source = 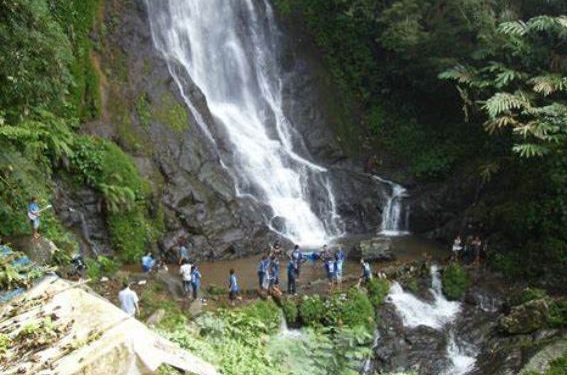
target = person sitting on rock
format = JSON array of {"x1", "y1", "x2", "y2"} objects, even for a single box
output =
[{"x1": 358, "y1": 258, "x2": 373, "y2": 287}]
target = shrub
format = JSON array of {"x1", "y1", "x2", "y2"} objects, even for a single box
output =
[
  {"x1": 282, "y1": 299, "x2": 298, "y2": 325},
  {"x1": 299, "y1": 295, "x2": 326, "y2": 327},
  {"x1": 241, "y1": 300, "x2": 281, "y2": 332},
  {"x1": 366, "y1": 278, "x2": 390, "y2": 308},
  {"x1": 510, "y1": 287, "x2": 548, "y2": 306},
  {"x1": 525, "y1": 353, "x2": 567, "y2": 375},
  {"x1": 549, "y1": 298, "x2": 567, "y2": 328},
  {"x1": 85, "y1": 257, "x2": 102, "y2": 281},
  {"x1": 337, "y1": 288, "x2": 375, "y2": 330},
  {"x1": 442, "y1": 263, "x2": 470, "y2": 300}
]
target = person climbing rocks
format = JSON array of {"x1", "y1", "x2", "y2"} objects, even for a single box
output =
[
  {"x1": 178, "y1": 242, "x2": 190, "y2": 265},
  {"x1": 358, "y1": 258, "x2": 373, "y2": 286},
  {"x1": 141, "y1": 253, "x2": 155, "y2": 273},
  {"x1": 287, "y1": 259, "x2": 298, "y2": 295},
  {"x1": 228, "y1": 268, "x2": 239, "y2": 306},
  {"x1": 179, "y1": 259, "x2": 193, "y2": 296},
  {"x1": 191, "y1": 265, "x2": 201, "y2": 300},
  {"x1": 451, "y1": 235, "x2": 463, "y2": 262},
  {"x1": 257, "y1": 255, "x2": 269, "y2": 290},
  {"x1": 118, "y1": 281, "x2": 140, "y2": 317},
  {"x1": 291, "y1": 245, "x2": 303, "y2": 277}
]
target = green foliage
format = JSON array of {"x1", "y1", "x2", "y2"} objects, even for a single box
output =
[
  {"x1": 299, "y1": 294, "x2": 326, "y2": 327},
  {"x1": 525, "y1": 352, "x2": 567, "y2": 375},
  {"x1": 511, "y1": 287, "x2": 548, "y2": 306},
  {"x1": 366, "y1": 278, "x2": 390, "y2": 308},
  {"x1": 442, "y1": 263, "x2": 470, "y2": 301},
  {"x1": 441, "y1": 13, "x2": 567, "y2": 158},
  {"x1": 548, "y1": 299, "x2": 567, "y2": 328},
  {"x1": 153, "y1": 91, "x2": 189, "y2": 132},
  {"x1": 0, "y1": 0, "x2": 73, "y2": 120},
  {"x1": 136, "y1": 93, "x2": 152, "y2": 128},
  {"x1": 282, "y1": 299, "x2": 298, "y2": 325}
]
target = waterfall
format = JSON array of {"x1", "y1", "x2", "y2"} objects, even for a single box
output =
[
  {"x1": 388, "y1": 265, "x2": 477, "y2": 375},
  {"x1": 389, "y1": 265, "x2": 460, "y2": 330},
  {"x1": 144, "y1": 0, "x2": 343, "y2": 245},
  {"x1": 373, "y1": 176, "x2": 410, "y2": 236}
]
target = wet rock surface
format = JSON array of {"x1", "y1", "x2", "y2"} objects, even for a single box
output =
[
  {"x1": 371, "y1": 266, "x2": 566, "y2": 375},
  {"x1": 53, "y1": 0, "x2": 394, "y2": 261}
]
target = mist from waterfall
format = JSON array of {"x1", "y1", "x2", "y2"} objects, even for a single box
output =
[{"x1": 144, "y1": 0, "x2": 344, "y2": 245}]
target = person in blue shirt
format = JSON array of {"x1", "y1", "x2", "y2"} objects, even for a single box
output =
[
  {"x1": 358, "y1": 258, "x2": 373, "y2": 286},
  {"x1": 269, "y1": 255, "x2": 280, "y2": 289},
  {"x1": 191, "y1": 265, "x2": 202, "y2": 300},
  {"x1": 28, "y1": 197, "x2": 41, "y2": 239},
  {"x1": 335, "y1": 246, "x2": 346, "y2": 288},
  {"x1": 178, "y1": 243, "x2": 190, "y2": 265},
  {"x1": 324, "y1": 258, "x2": 337, "y2": 291},
  {"x1": 228, "y1": 268, "x2": 239, "y2": 306},
  {"x1": 257, "y1": 255, "x2": 269, "y2": 290},
  {"x1": 291, "y1": 245, "x2": 303, "y2": 277},
  {"x1": 287, "y1": 260, "x2": 298, "y2": 295},
  {"x1": 141, "y1": 253, "x2": 155, "y2": 273}
]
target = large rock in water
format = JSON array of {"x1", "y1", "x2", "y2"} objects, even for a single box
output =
[
  {"x1": 499, "y1": 299, "x2": 550, "y2": 334},
  {"x1": 359, "y1": 237, "x2": 394, "y2": 261}
]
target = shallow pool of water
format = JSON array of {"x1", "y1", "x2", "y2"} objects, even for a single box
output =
[{"x1": 168, "y1": 234, "x2": 448, "y2": 291}]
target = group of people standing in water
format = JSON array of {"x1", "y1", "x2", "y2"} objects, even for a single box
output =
[
  {"x1": 255, "y1": 242, "x2": 347, "y2": 295},
  {"x1": 140, "y1": 238, "x2": 376, "y2": 307}
]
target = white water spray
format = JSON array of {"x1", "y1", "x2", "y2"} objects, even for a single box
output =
[
  {"x1": 145, "y1": 0, "x2": 343, "y2": 245},
  {"x1": 388, "y1": 265, "x2": 477, "y2": 375}
]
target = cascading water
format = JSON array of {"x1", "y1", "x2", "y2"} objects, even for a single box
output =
[
  {"x1": 373, "y1": 176, "x2": 410, "y2": 236},
  {"x1": 388, "y1": 265, "x2": 477, "y2": 375},
  {"x1": 145, "y1": 0, "x2": 344, "y2": 245}
]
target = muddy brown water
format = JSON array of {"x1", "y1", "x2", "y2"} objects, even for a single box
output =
[{"x1": 124, "y1": 235, "x2": 448, "y2": 293}]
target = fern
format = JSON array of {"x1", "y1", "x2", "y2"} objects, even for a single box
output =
[
  {"x1": 529, "y1": 75, "x2": 567, "y2": 96},
  {"x1": 438, "y1": 65, "x2": 477, "y2": 84},
  {"x1": 512, "y1": 143, "x2": 549, "y2": 157},
  {"x1": 498, "y1": 20, "x2": 527, "y2": 36},
  {"x1": 482, "y1": 92, "x2": 530, "y2": 118}
]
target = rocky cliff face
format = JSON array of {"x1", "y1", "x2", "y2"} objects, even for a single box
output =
[{"x1": 54, "y1": 0, "x2": 391, "y2": 260}]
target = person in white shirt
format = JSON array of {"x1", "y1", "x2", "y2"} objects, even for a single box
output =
[
  {"x1": 118, "y1": 281, "x2": 139, "y2": 317},
  {"x1": 179, "y1": 259, "x2": 193, "y2": 296}
]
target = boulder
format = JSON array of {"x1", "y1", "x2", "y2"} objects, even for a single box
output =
[
  {"x1": 499, "y1": 299, "x2": 550, "y2": 335},
  {"x1": 359, "y1": 237, "x2": 394, "y2": 261}
]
